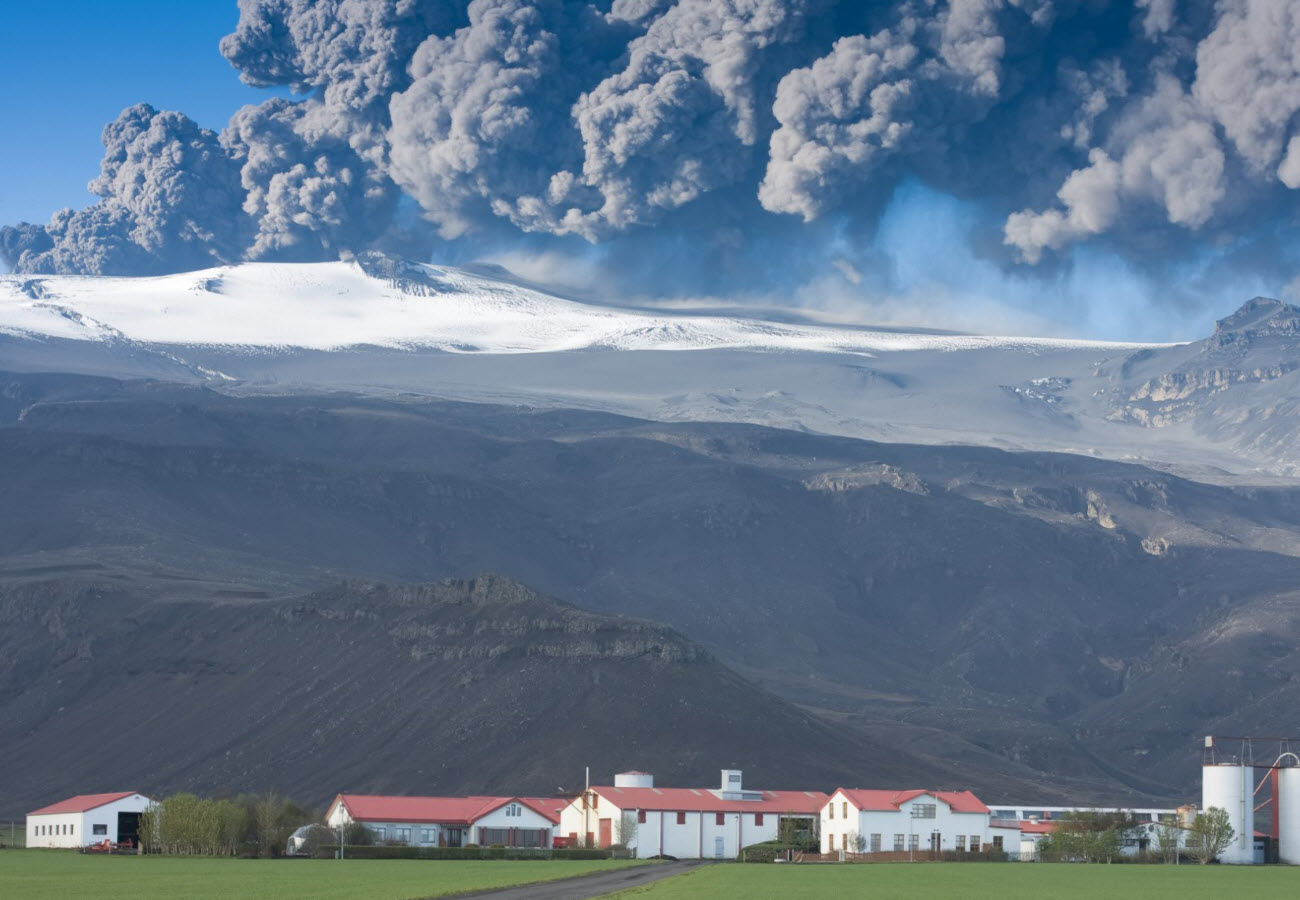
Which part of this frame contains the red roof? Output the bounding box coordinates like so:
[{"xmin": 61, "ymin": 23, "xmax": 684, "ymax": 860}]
[
  {"xmin": 834, "ymin": 789, "xmax": 990, "ymax": 815},
  {"xmin": 29, "ymin": 792, "xmax": 141, "ymax": 816},
  {"xmin": 590, "ymin": 786, "xmax": 828, "ymax": 814},
  {"xmin": 332, "ymin": 794, "xmax": 563, "ymax": 825},
  {"xmin": 1018, "ymin": 820, "xmax": 1058, "ymax": 834}
]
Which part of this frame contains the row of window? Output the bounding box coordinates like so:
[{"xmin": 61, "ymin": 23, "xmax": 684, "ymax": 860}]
[
  {"xmin": 633, "ymin": 811, "xmax": 765, "ymax": 826},
  {"xmin": 828, "ymin": 832, "xmax": 987, "ymax": 852},
  {"xmin": 35, "ymin": 823, "xmax": 74, "ymax": 837}
]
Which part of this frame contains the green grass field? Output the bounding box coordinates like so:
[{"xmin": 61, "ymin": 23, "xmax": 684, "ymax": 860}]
[
  {"xmin": 607, "ymin": 862, "xmax": 1300, "ymax": 899},
  {"xmin": 0, "ymin": 850, "xmax": 646, "ymax": 899}
]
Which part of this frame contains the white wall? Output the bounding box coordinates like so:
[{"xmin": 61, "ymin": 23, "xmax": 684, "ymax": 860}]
[
  {"xmin": 821, "ymin": 792, "xmax": 992, "ymax": 855},
  {"xmin": 558, "ymin": 795, "xmax": 785, "ymax": 859},
  {"xmin": 27, "ymin": 812, "xmax": 82, "ymax": 849},
  {"xmin": 472, "ymin": 803, "xmax": 554, "ymax": 847},
  {"xmin": 27, "ymin": 794, "xmax": 150, "ymax": 849}
]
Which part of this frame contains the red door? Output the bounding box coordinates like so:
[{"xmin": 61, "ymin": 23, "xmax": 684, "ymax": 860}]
[{"xmin": 599, "ymin": 818, "xmax": 612, "ymax": 848}]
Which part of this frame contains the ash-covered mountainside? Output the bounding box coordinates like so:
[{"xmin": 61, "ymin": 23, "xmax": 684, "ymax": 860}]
[
  {"xmin": 6, "ymin": 258, "xmax": 1300, "ymax": 476},
  {"xmin": 0, "ymin": 574, "xmax": 927, "ymax": 819},
  {"xmin": 3, "ymin": 372, "xmax": 1300, "ymax": 807},
  {"xmin": 1099, "ymin": 297, "xmax": 1300, "ymax": 472}
]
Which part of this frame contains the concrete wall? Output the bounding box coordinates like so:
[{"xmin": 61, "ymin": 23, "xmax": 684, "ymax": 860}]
[
  {"xmin": 820, "ymin": 791, "xmax": 992, "ymax": 855},
  {"xmin": 558, "ymin": 795, "xmax": 782, "ymax": 858}
]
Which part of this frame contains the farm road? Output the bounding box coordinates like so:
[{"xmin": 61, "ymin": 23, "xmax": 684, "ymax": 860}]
[{"xmin": 446, "ymin": 860, "xmax": 706, "ymax": 899}]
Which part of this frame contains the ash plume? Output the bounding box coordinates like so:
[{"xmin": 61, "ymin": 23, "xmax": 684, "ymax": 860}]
[{"xmin": 3, "ymin": 0, "xmax": 1299, "ymax": 337}]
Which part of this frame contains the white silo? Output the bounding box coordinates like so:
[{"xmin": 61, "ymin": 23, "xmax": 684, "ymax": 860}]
[
  {"xmin": 614, "ymin": 771, "xmax": 654, "ymax": 788},
  {"xmin": 1202, "ymin": 764, "xmax": 1255, "ymax": 864},
  {"xmin": 1278, "ymin": 767, "xmax": 1300, "ymax": 865}
]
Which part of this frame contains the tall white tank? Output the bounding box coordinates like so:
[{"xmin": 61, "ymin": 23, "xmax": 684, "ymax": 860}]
[
  {"xmin": 614, "ymin": 771, "xmax": 654, "ymax": 788},
  {"xmin": 1278, "ymin": 767, "xmax": 1300, "ymax": 865},
  {"xmin": 1202, "ymin": 764, "xmax": 1255, "ymax": 864}
]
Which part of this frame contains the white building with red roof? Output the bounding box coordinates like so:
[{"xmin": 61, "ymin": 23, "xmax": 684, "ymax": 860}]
[
  {"xmin": 325, "ymin": 793, "xmax": 564, "ymax": 849},
  {"xmin": 26, "ymin": 792, "xmax": 152, "ymax": 849},
  {"xmin": 558, "ymin": 770, "xmax": 827, "ymax": 859},
  {"xmin": 820, "ymin": 788, "xmax": 999, "ymax": 856}
]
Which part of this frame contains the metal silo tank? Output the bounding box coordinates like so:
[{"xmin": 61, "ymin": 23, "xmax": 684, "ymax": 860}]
[
  {"xmin": 1202, "ymin": 764, "xmax": 1255, "ymax": 864},
  {"xmin": 1278, "ymin": 767, "xmax": 1300, "ymax": 865}
]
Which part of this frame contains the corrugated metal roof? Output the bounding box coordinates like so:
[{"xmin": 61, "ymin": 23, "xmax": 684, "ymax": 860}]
[
  {"xmin": 835, "ymin": 788, "xmax": 991, "ymax": 814},
  {"xmin": 29, "ymin": 792, "xmax": 141, "ymax": 816},
  {"xmin": 333, "ymin": 794, "xmax": 563, "ymax": 825},
  {"xmin": 589, "ymin": 786, "xmax": 828, "ymax": 814}
]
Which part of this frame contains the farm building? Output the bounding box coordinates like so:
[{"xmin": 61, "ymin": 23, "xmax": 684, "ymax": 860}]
[
  {"xmin": 26, "ymin": 792, "xmax": 152, "ymax": 849},
  {"xmin": 558, "ymin": 770, "xmax": 827, "ymax": 859},
  {"xmin": 820, "ymin": 788, "xmax": 998, "ymax": 856},
  {"xmin": 325, "ymin": 793, "xmax": 564, "ymax": 848}
]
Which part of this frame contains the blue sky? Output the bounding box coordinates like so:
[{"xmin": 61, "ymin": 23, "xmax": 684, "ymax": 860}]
[{"xmin": 0, "ymin": 2, "xmax": 268, "ymax": 224}]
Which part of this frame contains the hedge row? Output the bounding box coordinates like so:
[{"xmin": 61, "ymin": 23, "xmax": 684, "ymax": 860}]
[{"xmin": 313, "ymin": 845, "xmax": 611, "ymax": 860}]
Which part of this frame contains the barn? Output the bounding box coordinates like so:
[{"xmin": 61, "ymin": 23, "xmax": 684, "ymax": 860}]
[{"xmin": 26, "ymin": 792, "xmax": 152, "ymax": 849}]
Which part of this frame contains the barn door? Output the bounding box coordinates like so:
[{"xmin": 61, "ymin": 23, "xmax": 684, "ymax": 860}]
[
  {"xmin": 714, "ymin": 836, "xmax": 725, "ymax": 858},
  {"xmin": 599, "ymin": 818, "xmax": 612, "ymax": 848}
]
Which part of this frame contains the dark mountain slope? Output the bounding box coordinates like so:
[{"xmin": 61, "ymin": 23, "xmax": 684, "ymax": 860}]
[
  {"xmin": 4, "ymin": 373, "xmax": 1300, "ymax": 802},
  {"xmin": 0, "ymin": 574, "xmax": 1007, "ymax": 820}
]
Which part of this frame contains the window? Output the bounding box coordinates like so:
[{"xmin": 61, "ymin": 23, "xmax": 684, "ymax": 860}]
[
  {"xmin": 894, "ymin": 833, "xmax": 904, "ymax": 852},
  {"xmin": 828, "ymin": 834, "xmax": 835, "ymax": 851},
  {"xmin": 970, "ymin": 835, "xmax": 980, "ymax": 852},
  {"xmin": 70, "ymin": 824, "xmax": 75, "ymax": 835},
  {"xmin": 992, "ymin": 835, "xmax": 1003, "ymax": 851},
  {"xmin": 591, "ymin": 794, "xmax": 598, "ymax": 809},
  {"xmin": 716, "ymin": 813, "xmax": 725, "ymax": 826},
  {"xmin": 912, "ymin": 803, "xmax": 937, "ymax": 819},
  {"xmin": 754, "ymin": 813, "xmax": 764, "ymax": 826},
  {"xmin": 842, "ymin": 802, "xmax": 848, "ymax": 818},
  {"xmin": 93, "ymin": 824, "xmax": 107, "ymax": 836},
  {"xmin": 371, "ymin": 827, "xmax": 386, "ymax": 841},
  {"xmin": 909, "ymin": 834, "xmax": 919, "ymax": 851},
  {"xmin": 638, "ymin": 810, "xmax": 646, "ymax": 824},
  {"xmin": 676, "ymin": 812, "xmax": 686, "ymax": 825},
  {"xmin": 505, "ymin": 803, "xmax": 522, "ymax": 817},
  {"xmin": 956, "ymin": 835, "xmax": 966, "ymax": 851},
  {"xmin": 729, "ymin": 773, "xmax": 741, "ymax": 784},
  {"xmin": 421, "ymin": 828, "xmax": 436, "ymax": 843},
  {"xmin": 828, "ymin": 803, "xmax": 834, "ymax": 820},
  {"xmin": 395, "ymin": 827, "xmax": 411, "ymax": 843},
  {"xmin": 870, "ymin": 834, "xmax": 881, "ymax": 852}
]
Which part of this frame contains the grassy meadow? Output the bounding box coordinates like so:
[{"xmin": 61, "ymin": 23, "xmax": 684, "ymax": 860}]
[
  {"xmin": 606, "ymin": 861, "xmax": 1300, "ymax": 899},
  {"xmin": 0, "ymin": 850, "xmax": 646, "ymax": 899}
]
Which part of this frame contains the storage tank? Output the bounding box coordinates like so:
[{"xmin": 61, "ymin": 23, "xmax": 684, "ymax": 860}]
[
  {"xmin": 614, "ymin": 771, "xmax": 654, "ymax": 788},
  {"xmin": 1202, "ymin": 764, "xmax": 1255, "ymax": 864},
  {"xmin": 1278, "ymin": 767, "xmax": 1300, "ymax": 865}
]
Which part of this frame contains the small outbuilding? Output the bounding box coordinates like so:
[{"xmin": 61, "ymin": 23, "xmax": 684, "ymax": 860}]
[{"xmin": 26, "ymin": 792, "xmax": 153, "ymax": 849}]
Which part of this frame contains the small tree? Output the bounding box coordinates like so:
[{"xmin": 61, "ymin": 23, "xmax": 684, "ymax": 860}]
[
  {"xmin": 846, "ymin": 831, "xmax": 867, "ymax": 853},
  {"xmin": 1188, "ymin": 807, "xmax": 1235, "ymax": 865},
  {"xmin": 1154, "ymin": 822, "xmax": 1182, "ymax": 864},
  {"xmin": 342, "ymin": 821, "xmax": 374, "ymax": 846},
  {"xmin": 616, "ymin": 811, "xmax": 638, "ymax": 849}
]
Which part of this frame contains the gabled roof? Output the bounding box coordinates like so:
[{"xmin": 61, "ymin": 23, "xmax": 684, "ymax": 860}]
[
  {"xmin": 588, "ymin": 786, "xmax": 828, "ymax": 814},
  {"xmin": 29, "ymin": 792, "xmax": 142, "ymax": 816},
  {"xmin": 1017, "ymin": 820, "xmax": 1058, "ymax": 834},
  {"xmin": 332, "ymin": 793, "xmax": 562, "ymax": 825},
  {"xmin": 833, "ymin": 789, "xmax": 990, "ymax": 815}
]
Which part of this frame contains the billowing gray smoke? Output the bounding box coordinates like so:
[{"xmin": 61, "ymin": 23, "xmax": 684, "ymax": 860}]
[{"xmin": 3, "ymin": 0, "xmax": 1299, "ymax": 317}]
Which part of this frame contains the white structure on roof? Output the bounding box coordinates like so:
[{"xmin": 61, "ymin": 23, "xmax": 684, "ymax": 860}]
[
  {"xmin": 26, "ymin": 792, "xmax": 152, "ymax": 849},
  {"xmin": 558, "ymin": 770, "xmax": 826, "ymax": 859},
  {"xmin": 987, "ymin": 804, "xmax": 1181, "ymax": 824},
  {"xmin": 821, "ymin": 789, "xmax": 998, "ymax": 856},
  {"xmin": 326, "ymin": 793, "xmax": 564, "ymax": 849}
]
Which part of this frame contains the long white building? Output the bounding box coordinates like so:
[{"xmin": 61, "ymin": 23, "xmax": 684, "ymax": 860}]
[
  {"xmin": 26, "ymin": 792, "xmax": 152, "ymax": 849},
  {"xmin": 558, "ymin": 770, "xmax": 826, "ymax": 859},
  {"xmin": 820, "ymin": 788, "xmax": 1004, "ymax": 855},
  {"xmin": 326, "ymin": 793, "xmax": 564, "ymax": 848}
]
